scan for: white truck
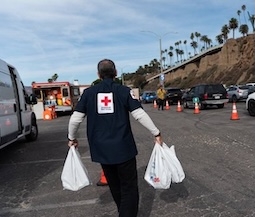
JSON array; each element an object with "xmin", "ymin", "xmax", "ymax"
[{"xmin": 0, "ymin": 58, "xmax": 38, "ymax": 149}]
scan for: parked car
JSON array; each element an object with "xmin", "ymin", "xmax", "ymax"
[
  {"xmin": 165, "ymin": 87, "xmax": 183, "ymax": 104},
  {"xmin": 246, "ymin": 82, "xmax": 255, "ymax": 87},
  {"xmin": 182, "ymin": 84, "xmax": 228, "ymax": 109},
  {"xmin": 246, "ymin": 84, "xmax": 255, "ymax": 95},
  {"xmin": 227, "ymin": 85, "xmax": 249, "ymax": 102},
  {"xmin": 246, "ymin": 92, "xmax": 255, "ymax": 116},
  {"xmin": 140, "ymin": 91, "xmax": 157, "ymax": 103}
]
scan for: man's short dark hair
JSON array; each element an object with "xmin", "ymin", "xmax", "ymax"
[{"xmin": 97, "ymin": 59, "xmax": 116, "ymax": 79}]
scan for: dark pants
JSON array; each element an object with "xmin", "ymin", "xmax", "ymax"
[
  {"xmin": 101, "ymin": 157, "xmax": 139, "ymax": 217},
  {"xmin": 157, "ymin": 99, "xmax": 164, "ymax": 110}
]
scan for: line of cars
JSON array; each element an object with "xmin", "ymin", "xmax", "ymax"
[
  {"xmin": 139, "ymin": 82, "xmax": 255, "ymax": 117},
  {"xmin": 225, "ymin": 83, "xmax": 255, "ymax": 116},
  {"xmin": 139, "ymin": 88, "xmax": 184, "ymax": 105},
  {"xmin": 181, "ymin": 83, "xmax": 255, "ymax": 116}
]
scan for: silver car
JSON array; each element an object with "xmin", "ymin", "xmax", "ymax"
[{"xmin": 227, "ymin": 85, "xmax": 249, "ymax": 102}]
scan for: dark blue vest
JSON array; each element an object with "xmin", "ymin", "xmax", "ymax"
[{"xmin": 75, "ymin": 79, "xmax": 142, "ymax": 164}]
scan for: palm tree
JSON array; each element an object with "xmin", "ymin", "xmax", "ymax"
[
  {"xmin": 200, "ymin": 35, "xmax": 208, "ymax": 49},
  {"xmin": 237, "ymin": 10, "xmax": 242, "ymax": 25},
  {"xmin": 48, "ymin": 73, "xmax": 58, "ymax": 83},
  {"xmin": 221, "ymin": 24, "xmax": 230, "ymax": 42},
  {"xmin": 207, "ymin": 38, "xmax": 212, "ymax": 47},
  {"xmin": 190, "ymin": 33, "xmax": 194, "ymax": 41},
  {"xmin": 216, "ymin": 34, "xmax": 224, "ymax": 44},
  {"xmin": 179, "ymin": 40, "xmax": 183, "ymax": 52},
  {"xmin": 190, "ymin": 33, "xmax": 196, "ymax": 55},
  {"xmin": 195, "ymin": 32, "xmax": 201, "ymax": 50},
  {"xmin": 239, "ymin": 24, "xmax": 249, "ymax": 36},
  {"xmin": 229, "ymin": 17, "xmax": 238, "ymax": 38},
  {"xmin": 190, "ymin": 41, "xmax": 198, "ymax": 55},
  {"xmin": 179, "ymin": 50, "xmax": 184, "ymax": 62},
  {"xmin": 52, "ymin": 73, "xmax": 58, "ymax": 81},
  {"xmin": 168, "ymin": 51, "xmax": 173, "ymax": 67},
  {"xmin": 168, "ymin": 46, "xmax": 174, "ymax": 66},
  {"xmin": 175, "ymin": 48, "xmax": 180, "ymax": 63},
  {"xmin": 241, "ymin": 5, "xmax": 247, "ymax": 24},
  {"xmin": 183, "ymin": 40, "xmax": 188, "ymax": 59},
  {"xmin": 162, "ymin": 56, "xmax": 166, "ymax": 69}
]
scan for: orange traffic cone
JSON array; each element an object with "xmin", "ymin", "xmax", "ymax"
[
  {"xmin": 153, "ymin": 100, "xmax": 157, "ymax": 108},
  {"xmin": 176, "ymin": 100, "xmax": 182, "ymax": 112},
  {"xmin": 165, "ymin": 100, "xmax": 170, "ymax": 110},
  {"xmin": 230, "ymin": 102, "xmax": 239, "ymax": 120},
  {"xmin": 43, "ymin": 110, "xmax": 53, "ymax": 120},
  {"xmin": 97, "ymin": 170, "xmax": 108, "ymax": 186},
  {"xmin": 194, "ymin": 102, "xmax": 200, "ymax": 114}
]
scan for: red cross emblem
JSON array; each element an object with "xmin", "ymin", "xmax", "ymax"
[{"xmin": 101, "ymin": 96, "xmax": 111, "ymax": 106}]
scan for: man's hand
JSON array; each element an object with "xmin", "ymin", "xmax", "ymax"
[
  {"xmin": 155, "ymin": 135, "xmax": 163, "ymax": 146},
  {"xmin": 68, "ymin": 139, "xmax": 78, "ymax": 147}
]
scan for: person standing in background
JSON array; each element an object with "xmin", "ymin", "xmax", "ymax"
[{"xmin": 156, "ymin": 85, "xmax": 166, "ymax": 110}]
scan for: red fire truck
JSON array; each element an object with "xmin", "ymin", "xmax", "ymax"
[{"xmin": 32, "ymin": 81, "xmax": 80, "ymax": 113}]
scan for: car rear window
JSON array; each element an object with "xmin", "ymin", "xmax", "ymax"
[
  {"xmin": 239, "ymin": 86, "xmax": 249, "ymax": 90},
  {"xmin": 167, "ymin": 88, "xmax": 182, "ymax": 93},
  {"xmin": 205, "ymin": 84, "xmax": 226, "ymax": 93}
]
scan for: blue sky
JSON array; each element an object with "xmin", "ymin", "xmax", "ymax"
[{"xmin": 0, "ymin": 0, "xmax": 254, "ymax": 86}]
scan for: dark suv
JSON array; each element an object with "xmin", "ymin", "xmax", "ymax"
[
  {"xmin": 165, "ymin": 87, "xmax": 183, "ymax": 104},
  {"xmin": 182, "ymin": 84, "xmax": 228, "ymax": 109}
]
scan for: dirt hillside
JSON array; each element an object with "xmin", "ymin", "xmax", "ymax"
[{"xmin": 143, "ymin": 34, "xmax": 255, "ymax": 90}]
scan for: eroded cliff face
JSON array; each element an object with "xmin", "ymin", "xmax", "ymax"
[{"xmin": 164, "ymin": 34, "xmax": 255, "ymax": 88}]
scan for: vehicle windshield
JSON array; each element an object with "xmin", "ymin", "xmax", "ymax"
[
  {"xmin": 239, "ymin": 85, "xmax": 249, "ymax": 90},
  {"xmin": 166, "ymin": 88, "xmax": 181, "ymax": 93}
]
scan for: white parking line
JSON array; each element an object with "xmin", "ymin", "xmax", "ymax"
[
  {"xmin": 0, "ymin": 199, "xmax": 99, "ymax": 214},
  {"xmin": 0, "ymin": 156, "xmax": 91, "ymax": 166}
]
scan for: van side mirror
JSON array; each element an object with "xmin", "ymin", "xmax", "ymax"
[{"xmin": 26, "ymin": 94, "xmax": 38, "ymax": 105}]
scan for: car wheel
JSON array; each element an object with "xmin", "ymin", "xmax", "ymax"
[
  {"xmin": 200, "ymin": 103, "xmax": 206, "ymax": 110},
  {"xmin": 26, "ymin": 117, "xmax": 38, "ymax": 141},
  {"xmin": 248, "ymin": 99, "xmax": 255, "ymax": 116}
]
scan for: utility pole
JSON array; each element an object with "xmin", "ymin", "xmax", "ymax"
[{"xmin": 141, "ymin": 30, "xmax": 177, "ymax": 88}]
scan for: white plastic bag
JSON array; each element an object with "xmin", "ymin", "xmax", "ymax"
[
  {"xmin": 161, "ymin": 143, "xmax": 185, "ymax": 183},
  {"xmin": 144, "ymin": 143, "xmax": 185, "ymax": 189},
  {"xmin": 144, "ymin": 144, "xmax": 172, "ymax": 189},
  {"xmin": 61, "ymin": 146, "xmax": 91, "ymax": 191}
]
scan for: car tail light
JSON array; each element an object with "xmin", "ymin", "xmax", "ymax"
[{"xmin": 204, "ymin": 93, "xmax": 208, "ymax": 99}]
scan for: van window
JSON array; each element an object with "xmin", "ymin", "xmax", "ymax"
[
  {"xmin": 72, "ymin": 88, "xmax": 80, "ymax": 96},
  {"xmin": 0, "ymin": 72, "xmax": 15, "ymax": 101},
  {"xmin": 62, "ymin": 88, "xmax": 69, "ymax": 97},
  {"xmin": 0, "ymin": 71, "xmax": 15, "ymax": 115}
]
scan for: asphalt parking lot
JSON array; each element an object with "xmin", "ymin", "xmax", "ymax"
[{"xmin": 0, "ymin": 101, "xmax": 254, "ymax": 217}]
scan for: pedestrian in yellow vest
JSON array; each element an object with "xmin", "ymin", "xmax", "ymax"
[{"xmin": 156, "ymin": 85, "xmax": 166, "ymax": 110}]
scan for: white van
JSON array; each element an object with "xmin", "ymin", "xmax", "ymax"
[{"xmin": 0, "ymin": 58, "xmax": 38, "ymax": 149}]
